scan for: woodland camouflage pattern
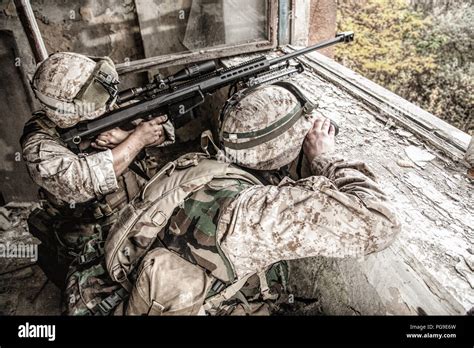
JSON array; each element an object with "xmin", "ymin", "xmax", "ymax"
[
  {"xmin": 21, "ymin": 113, "xmax": 149, "ymax": 315},
  {"xmin": 120, "ymin": 151, "xmax": 400, "ymax": 314},
  {"xmin": 120, "ymin": 167, "xmax": 290, "ymax": 315},
  {"xmin": 160, "ymin": 177, "xmax": 252, "ymax": 278},
  {"xmin": 22, "ymin": 58, "xmax": 401, "ymax": 315}
]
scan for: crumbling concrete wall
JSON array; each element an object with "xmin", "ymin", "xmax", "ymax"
[
  {"xmin": 0, "ymin": 30, "xmax": 37, "ymax": 202},
  {"xmin": 31, "ymin": 0, "xmax": 146, "ymax": 89}
]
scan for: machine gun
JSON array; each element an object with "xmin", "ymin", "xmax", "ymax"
[{"xmin": 61, "ymin": 32, "xmax": 354, "ymax": 148}]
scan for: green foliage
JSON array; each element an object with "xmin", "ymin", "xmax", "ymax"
[{"xmin": 335, "ymin": 0, "xmax": 473, "ymax": 134}]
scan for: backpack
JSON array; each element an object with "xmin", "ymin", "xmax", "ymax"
[{"xmin": 104, "ymin": 140, "xmax": 288, "ymax": 313}]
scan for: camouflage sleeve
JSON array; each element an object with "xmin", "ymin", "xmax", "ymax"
[
  {"xmin": 157, "ymin": 119, "xmax": 176, "ymax": 147},
  {"xmin": 218, "ymin": 155, "xmax": 401, "ymax": 278},
  {"xmin": 22, "ymin": 132, "xmax": 118, "ymax": 203}
]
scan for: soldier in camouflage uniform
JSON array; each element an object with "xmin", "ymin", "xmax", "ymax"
[
  {"xmin": 104, "ymin": 82, "xmax": 401, "ymax": 315},
  {"xmin": 20, "ymin": 52, "xmax": 175, "ymax": 315}
]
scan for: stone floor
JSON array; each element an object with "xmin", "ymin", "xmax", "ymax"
[{"xmin": 0, "ymin": 203, "xmax": 61, "ymax": 315}]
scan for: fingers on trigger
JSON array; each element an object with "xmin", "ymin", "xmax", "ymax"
[
  {"xmin": 153, "ymin": 115, "xmax": 167, "ymax": 124},
  {"xmin": 91, "ymin": 142, "xmax": 106, "ymax": 150}
]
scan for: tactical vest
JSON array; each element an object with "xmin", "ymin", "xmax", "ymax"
[
  {"xmin": 105, "ymin": 149, "xmax": 288, "ymax": 314},
  {"xmin": 22, "ymin": 111, "xmax": 145, "ymax": 288}
]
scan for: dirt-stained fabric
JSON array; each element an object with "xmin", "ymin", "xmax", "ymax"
[
  {"xmin": 220, "ymin": 84, "xmax": 315, "ymax": 170},
  {"xmin": 20, "ymin": 112, "xmax": 150, "ymax": 315},
  {"xmin": 217, "ymin": 154, "xmax": 401, "ymax": 278},
  {"xmin": 126, "ymin": 247, "xmax": 213, "ymax": 315},
  {"xmin": 160, "ymin": 177, "xmax": 251, "ymax": 280},
  {"xmin": 121, "ymin": 150, "xmax": 400, "ymax": 315},
  {"xmin": 21, "ymin": 114, "xmax": 118, "ymax": 204}
]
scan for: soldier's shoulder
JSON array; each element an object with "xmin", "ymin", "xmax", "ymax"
[{"xmin": 21, "ymin": 111, "xmax": 59, "ymax": 144}]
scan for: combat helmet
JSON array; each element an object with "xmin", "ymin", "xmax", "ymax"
[
  {"xmin": 219, "ymin": 82, "xmax": 317, "ymax": 170},
  {"xmin": 31, "ymin": 52, "xmax": 119, "ymax": 128}
]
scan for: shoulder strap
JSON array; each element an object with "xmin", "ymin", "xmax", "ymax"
[
  {"xmin": 202, "ymin": 273, "xmax": 254, "ymax": 312},
  {"xmin": 273, "ymin": 81, "xmax": 316, "ymax": 113}
]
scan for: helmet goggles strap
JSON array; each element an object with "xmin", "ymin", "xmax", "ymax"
[
  {"xmin": 94, "ymin": 68, "xmax": 119, "ymax": 106},
  {"xmin": 222, "ymin": 81, "xmax": 315, "ymax": 150},
  {"xmin": 74, "ymin": 58, "xmax": 119, "ymax": 110}
]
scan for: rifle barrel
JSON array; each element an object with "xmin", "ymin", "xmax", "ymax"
[{"xmin": 269, "ymin": 31, "xmax": 354, "ymax": 65}]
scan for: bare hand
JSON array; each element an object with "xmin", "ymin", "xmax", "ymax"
[
  {"xmin": 131, "ymin": 115, "xmax": 168, "ymax": 147},
  {"xmin": 303, "ymin": 116, "xmax": 336, "ymax": 163},
  {"xmin": 91, "ymin": 127, "xmax": 132, "ymax": 150}
]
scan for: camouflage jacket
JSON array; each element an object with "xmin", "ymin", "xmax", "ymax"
[
  {"xmin": 20, "ymin": 112, "xmax": 157, "ymax": 314},
  {"xmin": 22, "ymin": 112, "xmax": 131, "ymax": 204},
  {"xmin": 122, "ymin": 152, "xmax": 401, "ymax": 315},
  {"xmin": 159, "ymin": 153, "xmax": 402, "ymax": 281},
  {"xmin": 216, "ymin": 154, "xmax": 402, "ymax": 279}
]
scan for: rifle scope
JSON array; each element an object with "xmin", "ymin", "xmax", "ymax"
[{"xmin": 118, "ymin": 60, "xmax": 217, "ymax": 103}]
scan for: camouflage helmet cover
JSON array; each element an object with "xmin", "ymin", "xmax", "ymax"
[
  {"xmin": 32, "ymin": 52, "xmax": 119, "ymax": 128},
  {"xmin": 219, "ymin": 83, "xmax": 316, "ymax": 170}
]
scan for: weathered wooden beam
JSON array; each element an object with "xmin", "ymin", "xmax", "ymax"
[
  {"xmin": 278, "ymin": 0, "xmax": 291, "ymax": 45},
  {"xmin": 13, "ymin": 0, "xmax": 48, "ymax": 64}
]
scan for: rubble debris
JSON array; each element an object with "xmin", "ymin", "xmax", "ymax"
[
  {"xmin": 395, "ymin": 128, "xmax": 414, "ymax": 138},
  {"xmin": 0, "ymin": 213, "xmax": 12, "ymax": 231},
  {"xmin": 396, "ymin": 159, "xmax": 415, "ymax": 168},
  {"xmin": 405, "ymin": 145, "xmax": 436, "ymax": 167},
  {"xmin": 454, "ymin": 257, "xmax": 474, "ymax": 289}
]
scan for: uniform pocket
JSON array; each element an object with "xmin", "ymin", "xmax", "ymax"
[{"xmin": 126, "ymin": 247, "xmax": 212, "ymax": 316}]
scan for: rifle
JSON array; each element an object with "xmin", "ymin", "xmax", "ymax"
[{"xmin": 60, "ymin": 32, "xmax": 354, "ymax": 149}]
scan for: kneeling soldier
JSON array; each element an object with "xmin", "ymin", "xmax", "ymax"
[{"xmin": 104, "ymin": 83, "xmax": 401, "ymax": 315}]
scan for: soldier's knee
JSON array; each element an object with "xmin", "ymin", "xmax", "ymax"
[{"xmin": 126, "ymin": 247, "xmax": 211, "ymax": 315}]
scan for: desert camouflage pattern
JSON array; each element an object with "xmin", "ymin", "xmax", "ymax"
[
  {"xmin": 21, "ymin": 113, "xmax": 120, "ymax": 204},
  {"xmin": 31, "ymin": 52, "xmax": 117, "ymax": 128},
  {"xmin": 21, "ymin": 112, "xmax": 150, "ymax": 315},
  {"xmin": 217, "ymin": 154, "xmax": 401, "ymax": 278},
  {"xmin": 104, "ymin": 154, "xmax": 262, "ymax": 288},
  {"xmin": 220, "ymin": 84, "xmax": 315, "ymax": 170},
  {"xmin": 113, "ymin": 148, "xmax": 399, "ymax": 315},
  {"xmin": 126, "ymin": 246, "xmax": 288, "ymax": 315}
]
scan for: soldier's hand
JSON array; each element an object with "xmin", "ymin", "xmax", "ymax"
[
  {"xmin": 303, "ymin": 116, "xmax": 336, "ymax": 163},
  {"xmin": 91, "ymin": 127, "xmax": 132, "ymax": 150},
  {"xmin": 131, "ymin": 115, "xmax": 168, "ymax": 148}
]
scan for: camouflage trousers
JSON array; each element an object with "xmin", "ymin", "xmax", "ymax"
[
  {"xmin": 64, "ymin": 234, "xmax": 126, "ymax": 315},
  {"xmin": 65, "ymin": 259, "xmax": 123, "ymax": 315}
]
